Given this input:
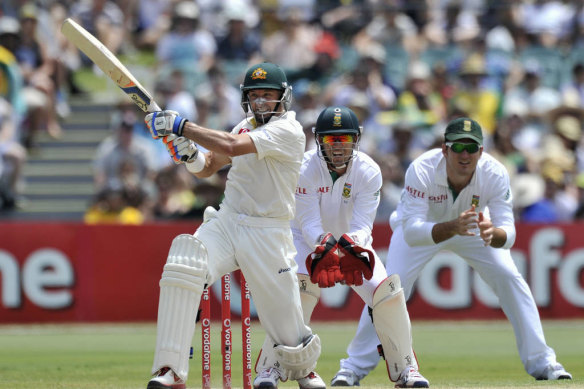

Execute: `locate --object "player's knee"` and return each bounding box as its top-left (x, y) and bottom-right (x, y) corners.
top-left (161, 234), bottom-right (208, 293)
top-left (373, 274), bottom-right (402, 307)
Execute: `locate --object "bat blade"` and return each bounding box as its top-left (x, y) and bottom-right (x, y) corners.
top-left (61, 18), bottom-right (160, 112)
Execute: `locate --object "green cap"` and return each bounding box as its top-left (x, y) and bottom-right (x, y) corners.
top-left (444, 117), bottom-right (483, 145)
top-left (241, 62), bottom-right (288, 91)
top-left (315, 106), bottom-right (361, 136)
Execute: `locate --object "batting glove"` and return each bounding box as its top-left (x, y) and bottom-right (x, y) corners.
top-left (163, 135), bottom-right (199, 164)
top-left (145, 110), bottom-right (188, 139)
top-left (305, 233), bottom-right (343, 288)
top-left (337, 234), bottom-right (375, 286)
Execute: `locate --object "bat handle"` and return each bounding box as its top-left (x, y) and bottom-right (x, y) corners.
top-left (150, 101), bottom-right (162, 112)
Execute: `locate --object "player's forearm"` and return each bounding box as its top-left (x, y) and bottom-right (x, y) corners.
top-left (182, 122), bottom-right (255, 157)
top-left (490, 227), bottom-right (507, 248)
top-left (431, 220), bottom-right (459, 244)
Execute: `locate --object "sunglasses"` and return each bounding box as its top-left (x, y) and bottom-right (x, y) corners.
top-left (321, 135), bottom-right (354, 144)
top-left (446, 142), bottom-right (481, 154)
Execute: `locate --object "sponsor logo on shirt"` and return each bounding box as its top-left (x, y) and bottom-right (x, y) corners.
top-left (238, 128), bottom-right (251, 134)
top-left (429, 194), bottom-right (448, 203)
top-left (342, 183), bottom-right (352, 198)
top-left (296, 187), bottom-right (307, 195)
top-left (406, 185), bottom-right (425, 199)
top-left (278, 267), bottom-right (291, 274)
top-left (317, 186), bottom-right (330, 193)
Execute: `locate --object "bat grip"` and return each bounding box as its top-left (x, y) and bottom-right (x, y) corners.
top-left (150, 102), bottom-right (162, 112)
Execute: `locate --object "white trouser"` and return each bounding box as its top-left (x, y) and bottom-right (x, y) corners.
top-left (197, 206), bottom-right (313, 349)
top-left (340, 224), bottom-right (558, 378)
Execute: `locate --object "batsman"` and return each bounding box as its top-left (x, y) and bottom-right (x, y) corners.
top-left (143, 62), bottom-right (320, 389)
top-left (255, 107), bottom-right (429, 388)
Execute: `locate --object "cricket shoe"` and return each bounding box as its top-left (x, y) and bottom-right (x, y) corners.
top-left (536, 363), bottom-right (572, 380)
top-left (147, 367), bottom-right (185, 389)
top-left (254, 367), bottom-right (282, 389)
top-left (331, 368), bottom-right (360, 386)
top-left (297, 371), bottom-right (326, 389)
top-left (394, 365), bottom-right (429, 388)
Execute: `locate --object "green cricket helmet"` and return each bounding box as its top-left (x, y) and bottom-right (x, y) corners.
top-left (313, 106), bottom-right (362, 168)
top-left (240, 62), bottom-right (292, 122)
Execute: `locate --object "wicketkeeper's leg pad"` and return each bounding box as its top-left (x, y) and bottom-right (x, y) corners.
top-left (152, 234), bottom-right (208, 381)
top-left (371, 274), bottom-right (418, 382)
top-left (298, 273), bottom-right (321, 324)
top-left (275, 334), bottom-right (321, 380)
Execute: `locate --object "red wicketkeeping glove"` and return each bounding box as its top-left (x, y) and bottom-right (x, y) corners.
top-left (337, 234), bottom-right (375, 286)
top-left (305, 233), bottom-right (343, 288)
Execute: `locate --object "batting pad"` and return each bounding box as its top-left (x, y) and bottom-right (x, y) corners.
top-left (275, 334), bottom-right (321, 380)
top-left (298, 274), bottom-right (320, 324)
top-left (254, 335), bottom-right (280, 376)
top-left (372, 274), bottom-right (418, 381)
top-left (152, 234), bottom-right (208, 380)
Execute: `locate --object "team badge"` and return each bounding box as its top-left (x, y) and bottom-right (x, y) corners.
top-left (342, 182), bottom-right (352, 198)
top-left (333, 107), bottom-right (343, 127)
top-left (471, 194), bottom-right (480, 207)
top-left (464, 120), bottom-right (472, 132)
top-left (251, 67), bottom-right (267, 80)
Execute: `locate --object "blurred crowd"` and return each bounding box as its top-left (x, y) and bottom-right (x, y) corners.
top-left (2, 0), bottom-right (584, 224)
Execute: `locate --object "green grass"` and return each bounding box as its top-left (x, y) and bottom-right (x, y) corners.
top-left (0, 320), bottom-right (582, 388)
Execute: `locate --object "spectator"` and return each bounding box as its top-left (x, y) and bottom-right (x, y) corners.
top-left (84, 187), bottom-right (144, 225)
top-left (503, 60), bottom-right (562, 148)
top-left (352, 1), bottom-right (419, 56)
top-left (216, 3), bottom-right (262, 64)
top-left (155, 1), bottom-right (217, 78)
top-left (14, 5), bottom-right (65, 144)
top-left (92, 113), bottom-right (158, 196)
top-left (131, 0), bottom-right (173, 50)
top-left (261, 6), bottom-right (320, 72)
top-left (151, 166), bottom-right (197, 220)
top-left (450, 53), bottom-right (501, 138)
top-left (70, 0), bottom-right (125, 64)
top-left (0, 96), bottom-right (26, 211)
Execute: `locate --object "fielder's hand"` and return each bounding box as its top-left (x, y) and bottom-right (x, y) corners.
top-left (163, 135), bottom-right (199, 164)
top-left (337, 234), bottom-right (375, 286)
top-left (305, 233), bottom-right (343, 288)
top-left (145, 110), bottom-right (188, 138)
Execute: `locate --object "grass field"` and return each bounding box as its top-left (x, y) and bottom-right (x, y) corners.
top-left (0, 320), bottom-right (582, 389)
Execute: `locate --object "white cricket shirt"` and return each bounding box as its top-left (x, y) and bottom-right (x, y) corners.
top-left (292, 149), bottom-right (382, 247)
top-left (221, 111), bottom-right (305, 220)
top-left (394, 148), bottom-right (516, 249)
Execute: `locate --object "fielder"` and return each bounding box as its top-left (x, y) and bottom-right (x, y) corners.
top-left (256, 106), bottom-right (429, 389)
top-left (333, 117), bottom-right (572, 384)
top-left (144, 62), bottom-right (321, 389)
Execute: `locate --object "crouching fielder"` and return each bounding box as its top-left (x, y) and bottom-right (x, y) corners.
top-left (145, 62), bottom-right (320, 389)
top-left (256, 107), bottom-right (429, 388)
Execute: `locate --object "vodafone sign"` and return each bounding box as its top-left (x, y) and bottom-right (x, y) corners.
top-left (0, 222), bottom-right (582, 323)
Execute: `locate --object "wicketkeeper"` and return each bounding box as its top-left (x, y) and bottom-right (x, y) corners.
top-left (256, 107), bottom-right (430, 388)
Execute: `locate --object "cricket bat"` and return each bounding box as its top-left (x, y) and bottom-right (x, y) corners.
top-left (61, 18), bottom-right (161, 113)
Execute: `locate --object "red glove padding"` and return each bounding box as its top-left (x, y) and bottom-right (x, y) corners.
top-left (337, 234), bottom-right (375, 286)
top-left (305, 233), bottom-right (343, 288)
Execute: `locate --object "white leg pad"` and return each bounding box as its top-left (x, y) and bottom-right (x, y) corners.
top-left (254, 335), bottom-right (280, 375)
top-left (372, 274), bottom-right (418, 382)
top-left (298, 274), bottom-right (320, 324)
top-left (255, 274), bottom-right (321, 375)
top-left (275, 334), bottom-right (321, 380)
top-left (152, 234), bottom-right (208, 381)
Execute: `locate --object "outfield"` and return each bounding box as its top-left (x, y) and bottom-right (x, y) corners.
top-left (0, 320), bottom-right (581, 389)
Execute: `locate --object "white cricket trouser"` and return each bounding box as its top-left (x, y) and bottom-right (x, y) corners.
top-left (196, 206), bottom-right (312, 348)
top-left (340, 224), bottom-right (558, 378)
